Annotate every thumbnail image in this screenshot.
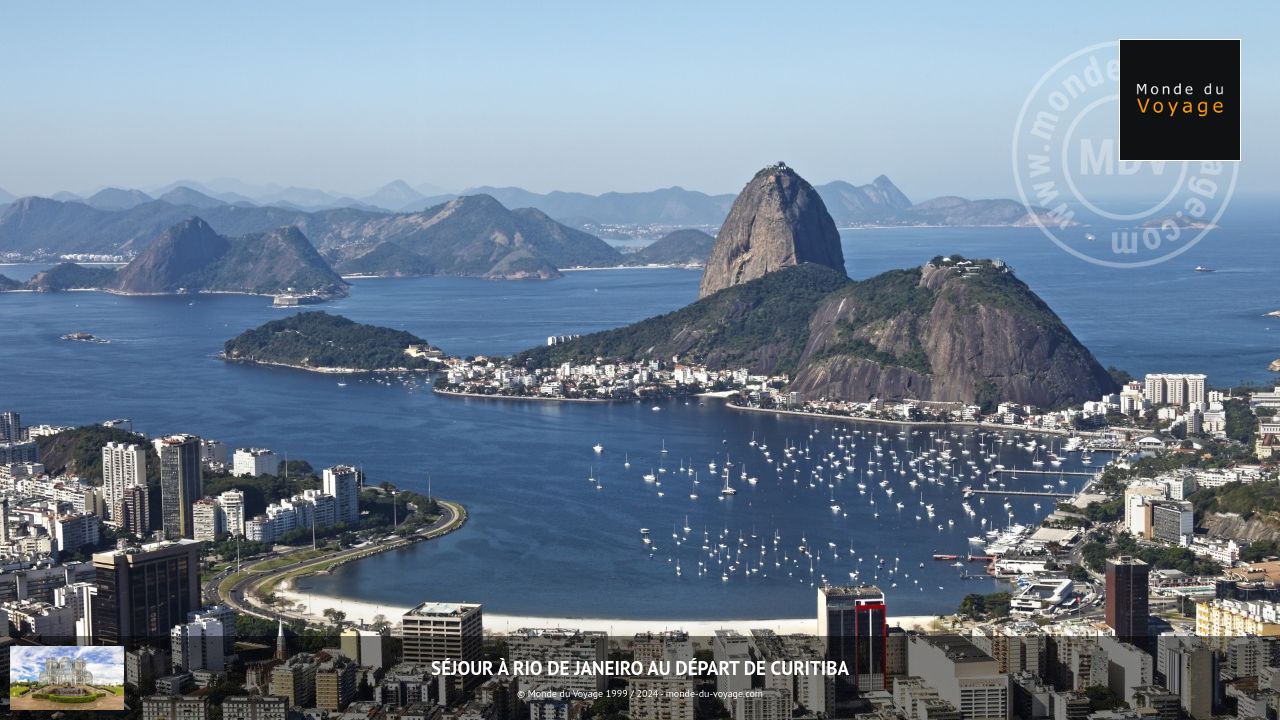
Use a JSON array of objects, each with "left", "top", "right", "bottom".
[{"left": 9, "top": 646, "right": 125, "bottom": 711}]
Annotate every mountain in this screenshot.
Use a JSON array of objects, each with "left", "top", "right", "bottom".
[
  {"left": 335, "top": 241, "right": 435, "bottom": 277},
  {"left": 362, "top": 180, "right": 426, "bottom": 212},
  {"left": 0, "top": 192, "right": 620, "bottom": 277},
  {"left": 317, "top": 194, "right": 622, "bottom": 279},
  {"left": 514, "top": 164, "right": 1115, "bottom": 409},
  {"left": 0, "top": 273, "right": 22, "bottom": 291},
  {"left": 158, "top": 187, "right": 228, "bottom": 209},
  {"left": 699, "top": 163, "right": 845, "bottom": 298},
  {"left": 24, "top": 262, "right": 119, "bottom": 291},
  {"left": 625, "top": 229, "right": 716, "bottom": 266},
  {"left": 84, "top": 187, "right": 154, "bottom": 211},
  {"left": 0, "top": 188, "right": 15, "bottom": 204},
  {"left": 813, "top": 176, "right": 912, "bottom": 223},
  {"left": 255, "top": 186, "right": 342, "bottom": 209},
  {"left": 786, "top": 258, "right": 1117, "bottom": 407},
  {"left": 813, "top": 176, "right": 1060, "bottom": 227},
  {"left": 112, "top": 218, "right": 346, "bottom": 295},
  {"left": 457, "top": 186, "right": 736, "bottom": 226}
]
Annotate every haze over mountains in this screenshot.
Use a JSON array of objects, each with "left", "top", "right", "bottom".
[{"left": 0, "top": 173, "right": 1057, "bottom": 257}]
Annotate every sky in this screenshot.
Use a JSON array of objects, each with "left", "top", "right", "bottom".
[
  {"left": 9, "top": 646, "right": 125, "bottom": 684},
  {"left": 1, "top": 1, "right": 1276, "bottom": 200}
]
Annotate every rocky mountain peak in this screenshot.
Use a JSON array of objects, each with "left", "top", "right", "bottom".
[{"left": 698, "top": 163, "right": 845, "bottom": 298}]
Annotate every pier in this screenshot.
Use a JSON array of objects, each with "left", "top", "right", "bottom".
[
  {"left": 966, "top": 488, "right": 1075, "bottom": 499},
  {"left": 993, "top": 468, "right": 1098, "bottom": 477}
]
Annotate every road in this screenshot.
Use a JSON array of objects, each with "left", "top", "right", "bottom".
[{"left": 209, "top": 499, "right": 466, "bottom": 623}]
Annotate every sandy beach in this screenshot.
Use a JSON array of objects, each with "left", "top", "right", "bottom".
[{"left": 276, "top": 587, "right": 942, "bottom": 635}]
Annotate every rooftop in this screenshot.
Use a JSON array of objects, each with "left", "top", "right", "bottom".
[
  {"left": 405, "top": 601, "right": 481, "bottom": 618},
  {"left": 915, "top": 634, "right": 995, "bottom": 664}
]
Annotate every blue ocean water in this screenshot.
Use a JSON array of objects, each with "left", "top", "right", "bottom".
[{"left": 0, "top": 203, "right": 1275, "bottom": 619}]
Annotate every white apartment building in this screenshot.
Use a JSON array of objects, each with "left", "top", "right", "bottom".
[
  {"left": 218, "top": 489, "right": 245, "bottom": 537},
  {"left": 232, "top": 448, "right": 277, "bottom": 477},
  {"left": 102, "top": 441, "right": 146, "bottom": 525},
  {"left": 1143, "top": 373, "right": 1207, "bottom": 408},
  {"left": 322, "top": 465, "right": 360, "bottom": 525}
]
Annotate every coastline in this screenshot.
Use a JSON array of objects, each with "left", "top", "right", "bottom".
[
  {"left": 725, "top": 401, "right": 1092, "bottom": 438},
  {"left": 274, "top": 588, "right": 942, "bottom": 635},
  {"left": 220, "top": 353, "right": 436, "bottom": 375},
  {"left": 432, "top": 387, "right": 616, "bottom": 403}
]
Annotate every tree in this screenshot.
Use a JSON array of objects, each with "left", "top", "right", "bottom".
[{"left": 322, "top": 608, "right": 347, "bottom": 627}]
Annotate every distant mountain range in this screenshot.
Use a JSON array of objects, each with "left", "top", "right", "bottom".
[
  {"left": 0, "top": 174, "right": 1056, "bottom": 232},
  {"left": 0, "top": 192, "right": 624, "bottom": 281}
]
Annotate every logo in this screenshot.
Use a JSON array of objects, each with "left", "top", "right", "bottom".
[{"left": 1012, "top": 41, "right": 1238, "bottom": 268}]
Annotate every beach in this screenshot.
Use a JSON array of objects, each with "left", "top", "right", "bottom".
[{"left": 276, "top": 587, "right": 942, "bottom": 635}]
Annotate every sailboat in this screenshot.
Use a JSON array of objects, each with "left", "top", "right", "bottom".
[
  {"left": 624, "top": 454, "right": 630, "bottom": 469},
  {"left": 593, "top": 443, "right": 603, "bottom": 454},
  {"left": 720, "top": 469, "right": 737, "bottom": 496}
]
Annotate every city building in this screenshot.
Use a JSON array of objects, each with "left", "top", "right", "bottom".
[
  {"left": 1143, "top": 373, "right": 1207, "bottom": 408},
  {"left": 269, "top": 652, "right": 320, "bottom": 708},
  {"left": 401, "top": 601, "right": 482, "bottom": 690},
  {"left": 727, "top": 687, "right": 791, "bottom": 720},
  {"left": 222, "top": 695, "right": 288, "bottom": 720},
  {"left": 323, "top": 465, "right": 360, "bottom": 525},
  {"left": 1105, "top": 557, "right": 1149, "bottom": 643},
  {"left": 341, "top": 625, "right": 393, "bottom": 670},
  {"left": 628, "top": 676, "right": 695, "bottom": 720},
  {"left": 218, "top": 489, "right": 246, "bottom": 537},
  {"left": 233, "top": 448, "right": 278, "bottom": 478},
  {"left": 192, "top": 498, "right": 223, "bottom": 542},
  {"left": 142, "top": 695, "right": 209, "bottom": 720},
  {"left": 172, "top": 616, "right": 226, "bottom": 672},
  {"left": 316, "top": 654, "right": 358, "bottom": 711},
  {"left": 156, "top": 435, "right": 202, "bottom": 539},
  {"left": 91, "top": 539, "right": 202, "bottom": 643},
  {"left": 507, "top": 627, "right": 608, "bottom": 694},
  {"left": 818, "top": 584, "right": 887, "bottom": 693},
  {"left": 0, "top": 410, "right": 21, "bottom": 442},
  {"left": 1151, "top": 501, "right": 1194, "bottom": 545},
  {"left": 102, "top": 441, "right": 146, "bottom": 525},
  {"left": 712, "top": 630, "right": 755, "bottom": 695},
  {"left": 907, "top": 634, "right": 1009, "bottom": 720},
  {"left": 120, "top": 485, "right": 152, "bottom": 537},
  {"left": 126, "top": 646, "right": 171, "bottom": 693}
]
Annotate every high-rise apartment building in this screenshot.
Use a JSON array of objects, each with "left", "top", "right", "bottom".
[
  {"left": 91, "top": 540, "right": 202, "bottom": 643},
  {"left": 102, "top": 441, "right": 146, "bottom": 525},
  {"left": 156, "top": 435, "right": 202, "bottom": 539}
]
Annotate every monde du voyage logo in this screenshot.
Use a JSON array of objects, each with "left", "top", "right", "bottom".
[{"left": 1013, "top": 40, "right": 1241, "bottom": 268}]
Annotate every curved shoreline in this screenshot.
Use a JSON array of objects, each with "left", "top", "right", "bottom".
[
  {"left": 432, "top": 387, "right": 615, "bottom": 403},
  {"left": 725, "top": 401, "right": 1096, "bottom": 438},
  {"left": 222, "top": 499, "right": 468, "bottom": 622},
  {"left": 219, "top": 353, "right": 436, "bottom": 375}
]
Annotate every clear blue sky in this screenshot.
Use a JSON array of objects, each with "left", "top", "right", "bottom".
[{"left": 1, "top": 1, "right": 1274, "bottom": 199}]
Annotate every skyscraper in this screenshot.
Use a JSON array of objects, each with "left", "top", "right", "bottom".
[
  {"left": 818, "top": 584, "right": 887, "bottom": 695},
  {"left": 322, "top": 465, "right": 359, "bottom": 525},
  {"left": 91, "top": 539, "right": 202, "bottom": 643},
  {"left": 0, "top": 410, "right": 21, "bottom": 442},
  {"left": 1106, "top": 556, "right": 1150, "bottom": 643},
  {"left": 156, "top": 435, "right": 202, "bottom": 539},
  {"left": 103, "top": 441, "right": 147, "bottom": 525}
]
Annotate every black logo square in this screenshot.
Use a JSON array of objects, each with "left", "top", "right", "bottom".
[{"left": 1120, "top": 39, "right": 1240, "bottom": 161}]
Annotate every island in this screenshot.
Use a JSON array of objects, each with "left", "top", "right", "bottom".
[
  {"left": 60, "top": 332, "right": 109, "bottom": 344},
  {"left": 221, "top": 311, "right": 442, "bottom": 373}
]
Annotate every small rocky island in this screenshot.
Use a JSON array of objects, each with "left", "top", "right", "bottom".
[
  {"left": 60, "top": 332, "right": 109, "bottom": 344},
  {"left": 222, "top": 311, "right": 442, "bottom": 373}
]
